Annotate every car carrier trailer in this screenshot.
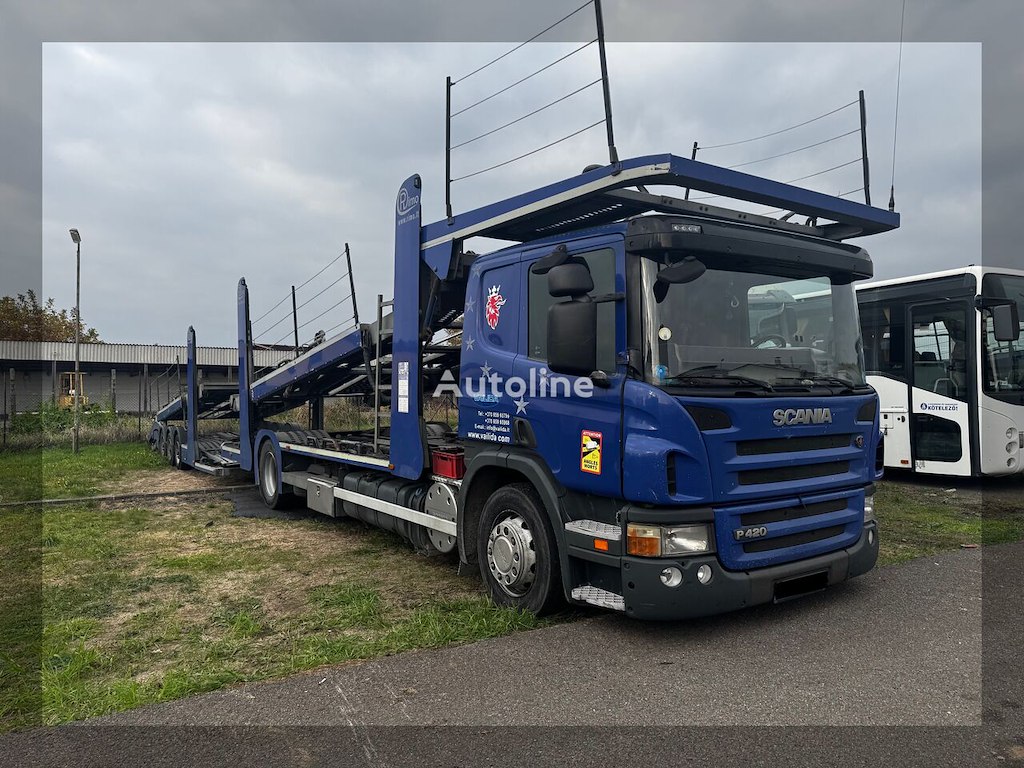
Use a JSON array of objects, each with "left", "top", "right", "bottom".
[{"left": 151, "top": 152, "right": 899, "bottom": 619}]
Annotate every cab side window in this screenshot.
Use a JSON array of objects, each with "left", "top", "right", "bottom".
[{"left": 527, "top": 248, "right": 616, "bottom": 372}]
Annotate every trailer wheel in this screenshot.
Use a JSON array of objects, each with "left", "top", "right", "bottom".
[
  {"left": 172, "top": 430, "right": 189, "bottom": 470},
  {"left": 478, "top": 483, "right": 562, "bottom": 615},
  {"left": 258, "top": 441, "right": 289, "bottom": 509}
]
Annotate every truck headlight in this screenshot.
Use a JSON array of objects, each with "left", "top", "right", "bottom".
[
  {"left": 627, "top": 522, "right": 715, "bottom": 557},
  {"left": 664, "top": 524, "right": 714, "bottom": 554},
  {"left": 864, "top": 494, "right": 877, "bottom": 524}
]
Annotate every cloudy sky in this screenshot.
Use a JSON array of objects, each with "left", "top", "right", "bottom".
[{"left": 37, "top": 37, "right": 980, "bottom": 347}]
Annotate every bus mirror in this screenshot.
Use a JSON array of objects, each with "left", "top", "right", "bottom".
[{"left": 992, "top": 302, "right": 1021, "bottom": 342}]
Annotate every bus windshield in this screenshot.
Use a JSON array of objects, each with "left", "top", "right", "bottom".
[
  {"left": 981, "top": 273, "right": 1024, "bottom": 397},
  {"left": 640, "top": 256, "right": 866, "bottom": 392}
]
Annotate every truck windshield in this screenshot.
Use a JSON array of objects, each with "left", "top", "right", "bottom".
[
  {"left": 640, "top": 256, "right": 866, "bottom": 392},
  {"left": 981, "top": 273, "right": 1024, "bottom": 397}
]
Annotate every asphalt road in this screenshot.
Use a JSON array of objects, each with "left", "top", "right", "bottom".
[{"left": 7, "top": 543, "right": 1021, "bottom": 766}]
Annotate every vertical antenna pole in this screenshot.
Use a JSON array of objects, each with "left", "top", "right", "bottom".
[
  {"left": 445, "top": 76, "right": 453, "bottom": 222},
  {"left": 859, "top": 89, "right": 871, "bottom": 206},
  {"left": 344, "top": 243, "right": 360, "bottom": 328},
  {"left": 594, "top": 0, "right": 619, "bottom": 166},
  {"left": 684, "top": 141, "right": 698, "bottom": 200},
  {"left": 291, "top": 285, "right": 299, "bottom": 355}
]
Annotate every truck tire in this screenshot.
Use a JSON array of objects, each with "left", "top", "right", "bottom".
[
  {"left": 478, "top": 482, "right": 563, "bottom": 615},
  {"left": 171, "top": 430, "right": 182, "bottom": 469},
  {"left": 257, "top": 440, "right": 289, "bottom": 510}
]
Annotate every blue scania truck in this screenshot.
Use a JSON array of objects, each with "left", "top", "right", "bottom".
[{"left": 152, "top": 153, "right": 898, "bottom": 619}]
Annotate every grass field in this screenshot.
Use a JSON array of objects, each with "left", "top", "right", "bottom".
[
  {"left": 875, "top": 479, "right": 1024, "bottom": 565},
  {"left": 1, "top": 442, "right": 1021, "bottom": 730},
  {"left": 0, "top": 443, "right": 167, "bottom": 504},
  {"left": 1, "top": 500, "right": 546, "bottom": 729}
]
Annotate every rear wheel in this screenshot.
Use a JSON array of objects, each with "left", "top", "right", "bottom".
[
  {"left": 478, "top": 483, "right": 563, "bottom": 615},
  {"left": 258, "top": 441, "right": 289, "bottom": 509},
  {"left": 171, "top": 430, "right": 182, "bottom": 469}
]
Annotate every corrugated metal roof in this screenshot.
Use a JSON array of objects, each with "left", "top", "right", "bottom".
[{"left": 0, "top": 340, "right": 291, "bottom": 368}]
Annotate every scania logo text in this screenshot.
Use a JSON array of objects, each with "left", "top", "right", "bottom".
[
  {"left": 734, "top": 526, "right": 768, "bottom": 541},
  {"left": 772, "top": 407, "right": 832, "bottom": 426}
]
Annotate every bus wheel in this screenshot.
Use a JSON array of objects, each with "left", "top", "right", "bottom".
[
  {"left": 258, "top": 441, "right": 288, "bottom": 510},
  {"left": 478, "top": 483, "right": 562, "bottom": 615}
]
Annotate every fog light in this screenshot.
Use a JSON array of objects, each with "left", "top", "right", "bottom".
[
  {"left": 1007, "top": 427, "right": 1017, "bottom": 441},
  {"left": 868, "top": 528, "right": 875, "bottom": 546},
  {"left": 1008, "top": 442, "right": 1018, "bottom": 454},
  {"left": 696, "top": 564, "right": 713, "bottom": 584},
  {"left": 660, "top": 566, "right": 683, "bottom": 588}
]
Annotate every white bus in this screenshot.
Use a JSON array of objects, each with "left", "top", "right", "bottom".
[{"left": 857, "top": 266, "right": 1023, "bottom": 477}]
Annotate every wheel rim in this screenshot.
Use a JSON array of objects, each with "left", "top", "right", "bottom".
[
  {"left": 486, "top": 512, "right": 537, "bottom": 597},
  {"left": 261, "top": 450, "right": 277, "bottom": 498},
  {"left": 173, "top": 437, "right": 180, "bottom": 466}
]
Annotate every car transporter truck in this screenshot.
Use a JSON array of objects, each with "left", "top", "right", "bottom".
[{"left": 150, "top": 152, "right": 899, "bottom": 619}]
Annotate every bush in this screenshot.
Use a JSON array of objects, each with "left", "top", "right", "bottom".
[{"left": 3, "top": 403, "right": 143, "bottom": 450}]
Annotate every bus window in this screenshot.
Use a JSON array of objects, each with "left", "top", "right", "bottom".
[
  {"left": 910, "top": 309, "right": 968, "bottom": 401},
  {"left": 860, "top": 301, "right": 907, "bottom": 379}
]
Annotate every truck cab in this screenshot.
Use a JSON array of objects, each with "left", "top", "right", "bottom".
[{"left": 457, "top": 207, "right": 885, "bottom": 618}]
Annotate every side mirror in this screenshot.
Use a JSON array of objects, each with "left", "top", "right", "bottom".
[
  {"left": 654, "top": 257, "right": 706, "bottom": 303},
  {"left": 993, "top": 302, "right": 1021, "bottom": 342},
  {"left": 548, "top": 301, "right": 597, "bottom": 376},
  {"left": 531, "top": 244, "right": 570, "bottom": 275},
  {"left": 547, "top": 262, "right": 594, "bottom": 298}
]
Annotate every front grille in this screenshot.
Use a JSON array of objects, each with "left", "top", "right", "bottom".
[
  {"left": 738, "top": 461, "right": 849, "bottom": 485},
  {"left": 715, "top": 490, "right": 862, "bottom": 570},
  {"left": 736, "top": 433, "right": 852, "bottom": 456},
  {"left": 742, "top": 525, "right": 845, "bottom": 553},
  {"left": 739, "top": 498, "right": 846, "bottom": 526}
]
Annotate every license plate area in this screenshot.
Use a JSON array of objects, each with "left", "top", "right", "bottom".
[{"left": 773, "top": 570, "right": 828, "bottom": 603}]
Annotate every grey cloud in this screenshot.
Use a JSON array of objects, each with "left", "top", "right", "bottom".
[{"left": 5, "top": 1, "right": 1021, "bottom": 345}]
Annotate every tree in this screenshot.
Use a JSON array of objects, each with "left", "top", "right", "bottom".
[{"left": 0, "top": 290, "right": 101, "bottom": 342}]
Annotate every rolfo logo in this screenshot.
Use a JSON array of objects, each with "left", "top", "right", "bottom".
[
  {"left": 396, "top": 188, "right": 420, "bottom": 216},
  {"left": 433, "top": 364, "right": 594, "bottom": 406}
]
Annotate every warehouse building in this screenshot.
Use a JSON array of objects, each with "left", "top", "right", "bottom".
[{"left": 0, "top": 340, "right": 290, "bottom": 417}]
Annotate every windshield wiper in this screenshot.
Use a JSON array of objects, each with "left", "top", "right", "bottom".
[
  {"left": 773, "top": 374, "right": 858, "bottom": 393},
  {"left": 663, "top": 369, "right": 774, "bottom": 392}
]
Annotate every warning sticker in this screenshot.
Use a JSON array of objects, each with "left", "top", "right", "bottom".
[{"left": 580, "top": 430, "right": 602, "bottom": 475}]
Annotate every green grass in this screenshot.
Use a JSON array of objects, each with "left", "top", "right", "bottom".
[
  {"left": 875, "top": 481, "right": 1024, "bottom": 565},
  {"left": 0, "top": 443, "right": 167, "bottom": 503},
  {"left": 0, "top": 501, "right": 548, "bottom": 729}
]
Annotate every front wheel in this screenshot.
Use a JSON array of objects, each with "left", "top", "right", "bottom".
[{"left": 477, "top": 483, "right": 563, "bottom": 615}]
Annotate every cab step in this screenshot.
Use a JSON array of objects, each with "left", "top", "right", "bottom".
[{"left": 570, "top": 585, "right": 625, "bottom": 612}]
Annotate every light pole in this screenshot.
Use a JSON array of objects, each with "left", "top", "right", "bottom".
[{"left": 69, "top": 228, "right": 81, "bottom": 454}]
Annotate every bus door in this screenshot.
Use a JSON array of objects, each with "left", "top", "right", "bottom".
[{"left": 908, "top": 301, "right": 973, "bottom": 475}]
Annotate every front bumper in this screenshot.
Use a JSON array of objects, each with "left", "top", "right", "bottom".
[{"left": 620, "top": 522, "right": 879, "bottom": 620}]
